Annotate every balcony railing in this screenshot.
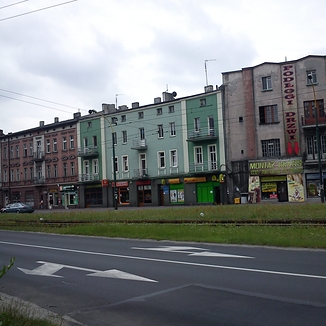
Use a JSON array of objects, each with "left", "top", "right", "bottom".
[
  {"left": 77, "top": 146, "right": 99, "bottom": 157},
  {"left": 187, "top": 126, "right": 218, "bottom": 141},
  {"left": 34, "top": 177, "right": 45, "bottom": 185},
  {"left": 301, "top": 115, "right": 326, "bottom": 127},
  {"left": 78, "top": 174, "right": 100, "bottom": 182},
  {"left": 131, "top": 139, "right": 147, "bottom": 150},
  {"left": 133, "top": 168, "right": 148, "bottom": 178},
  {"left": 33, "top": 151, "right": 45, "bottom": 161},
  {"left": 189, "top": 161, "right": 219, "bottom": 173}
]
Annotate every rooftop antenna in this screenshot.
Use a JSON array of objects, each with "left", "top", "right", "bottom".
[
  {"left": 115, "top": 93, "right": 123, "bottom": 109},
  {"left": 205, "top": 59, "right": 216, "bottom": 86}
]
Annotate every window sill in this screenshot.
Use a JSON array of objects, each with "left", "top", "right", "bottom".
[{"left": 262, "top": 89, "right": 273, "bottom": 92}]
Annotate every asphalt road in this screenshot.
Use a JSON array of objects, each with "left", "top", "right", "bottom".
[{"left": 0, "top": 230, "right": 326, "bottom": 326}]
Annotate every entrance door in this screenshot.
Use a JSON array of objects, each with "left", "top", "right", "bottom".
[{"left": 277, "top": 182, "right": 288, "bottom": 202}]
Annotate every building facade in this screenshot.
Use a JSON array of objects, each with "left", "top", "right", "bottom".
[
  {"left": 77, "top": 88, "right": 227, "bottom": 207},
  {"left": 0, "top": 114, "right": 81, "bottom": 209},
  {"left": 222, "top": 55, "right": 326, "bottom": 203}
]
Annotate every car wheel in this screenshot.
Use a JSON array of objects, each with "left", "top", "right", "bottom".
[{"left": 16, "top": 210, "right": 20, "bottom": 213}]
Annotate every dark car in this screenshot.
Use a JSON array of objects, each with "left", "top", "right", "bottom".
[{"left": 1, "top": 203, "right": 34, "bottom": 214}]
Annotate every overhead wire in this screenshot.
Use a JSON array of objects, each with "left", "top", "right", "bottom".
[
  {"left": 0, "top": 0, "right": 28, "bottom": 10},
  {"left": 0, "top": 0, "right": 78, "bottom": 22}
]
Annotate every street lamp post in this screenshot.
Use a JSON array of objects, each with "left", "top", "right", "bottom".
[
  {"left": 308, "top": 74, "right": 324, "bottom": 203},
  {"left": 89, "top": 110, "right": 118, "bottom": 210}
]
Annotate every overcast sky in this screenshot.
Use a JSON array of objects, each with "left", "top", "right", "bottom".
[{"left": 1, "top": 0, "right": 325, "bottom": 134}]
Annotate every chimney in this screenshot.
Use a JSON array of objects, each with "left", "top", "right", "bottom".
[
  {"left": 132, "top": 102, "right": 139, "bottom": 109},
  {"left": 204, "top": 85, "right": 214, "bottom": 93},
  {"left": 154, "top": 97, "right": 161, "bottom": 104},
  {"left": 108, "top": 104, "right": 116, "bottom": 113},
  {"left": 39, "top": 121, "right": 44, "bottom": 127},
  {"left": 118, "top": 105, "right": 128, "bottom": 111},
  {"left": 73, "top": 112, "right": 81, "bottom": 119},
  {"left": 54, "top": 117, "right": 59, "bottom": 123},
  {"left": 102, "top": 103, "right": 108, "bottom": 113}
]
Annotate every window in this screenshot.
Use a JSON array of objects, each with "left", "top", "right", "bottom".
[
  {"left": 16, "top": 169, "right": 20, "bottom": 181},
  {"left": 122, "top": 130, "right": 127, "bottom": 144},
  {"left": 70, "top": 135, "right": 75, "bottom": 149},
  {"left": 83, "top": 137, "right": 88, "bottom": 148},
  {"left": 262, "top": 139, "right": 281, "bottom": 157},
  {"left": 93, "top": 159, "right": 99, "bottom": 174},
  {"left": 29, "top": 167, "right": 33, "bottom": 180},
  {"left": 112, "top": 132, "right": 117, "bottom": 145},
  {"left": 46, "top": 140, "right": 50, "bottom": 153},
  {"left": 158, "top": 151, "right": 165, "bottom": 168},
  {"left": 200, "top": 98, "right": 206, "bottom": 106},
  {"left": 208, "top": 145, "right": 217, "bottom": 170},
  {"left": 304, "top": 100, "right": 325, "bottom": 121},
  {"left": 3, "top": 147, "right": 7, "bottom": 160},
  {"left": 3, "top": 170, "right": 7, "bottom": 182},
  {"left": 259, "top": 105, "right": 278, "bottom": 124},
  {"left": 93, "top": 135, "right": 97, "bottom": 147},
  {"left": 306, "top": 135, "right": 326, "bottom": 160},
  {"left": 63, "top": 163, "right": 67, "bottom": 177},
  {"left": 170, "top": 149, "right": 178, "bottom": 167},
  {"left": 23, "top": 144, "right": 28, "bottom": 157},
  {"left": 122, "top": 155, "right": 129, "bottom": 172},
  {"left": 138, "top": 111, "right": 144, "bottom": 119},
  {"left": 62, "top": 137, "right": 67, "bottom": 151},
  {"left": 158, "top": 124, "right": 164, "bottom": 138},
  {"left": 84, "top": 161, "right": 89, "bottom": 176},
  {"left": 208, "top": 116, "right": 215, "bottom": 135},
  {"left": 194, "top": 118, "right": 200, "bottom": 132},
  {"left": 139, "top": 127, "right": 145, "bottom": 140},
  {"left": 53, "top": 138, "right": 57, "bottom": 152},
  {"left": 307, "top": 70, "right": 317, "bottom": 84},
  {"left": 47, "top": 165, "right": 51, "bottom": 178},
  {"left": 10, "top": 146, "right": 13, "bottom": 159},
  {"left": 70, "top": 162, "right": 75, "bottom": 176},
  {"left": 87, "top": 121, "right": 92, "bottom": 128},
  {"left": 194, "top": 146, "right": 203, "bottom": 164},
  {"left": 24, "top": 168, "right": 27, "bottom": 180},
  {"left": 29, "top": 143, "right": 33, "bottom": 156},
  {"left": 54, "top": 164, "right": 58, "bottom": 178},
  {"left": 262, "top": 76, "right": 272, "bottom": 90},
  {"left": 140, "top": 153, "right": 147, "bottom": 175},
  {"left": 169, "top": 105, "right": 175, "bottom": 113},
  {"left": 15, "top": 145, "right": 19, "bottom": 158},
  {"left": 121, "top": 115, "right": 126, "bottom": 122},
  {"left": 157, "top": 108, "right": 162, "bottom": 115},
  {"left": 170, "top": 122, "right": 176, "bottom": 136}
]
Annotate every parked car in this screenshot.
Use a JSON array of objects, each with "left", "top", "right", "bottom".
[{"left": 1, "top": 203, "right": 34, "bottom": 214}]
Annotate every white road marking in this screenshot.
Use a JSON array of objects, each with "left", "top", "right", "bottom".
[
  {"left": 132, "top": 245, "right": 254, "bottom": 258},
  {"left": 1, "top": 240, "right": 326, "bottom": 280},
  {"left": 18, "top": 261, "right": 157, "bottom": 282}
]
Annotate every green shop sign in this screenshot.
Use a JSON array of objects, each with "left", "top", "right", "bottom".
[{"left": 249, "top": 158, "right": 303, "bottom": 176}]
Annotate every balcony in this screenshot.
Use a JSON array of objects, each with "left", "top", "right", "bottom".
[
  {"left": 77, "top": 146, "right": 99, "bottom": 157},
  {"left": 131, "top": 139, "right": 147, "bottom": 150},
  {"left": 187, "top": 127, "right": 218, "bottom": 142},
  {"left": 34, "top": 177, "right": 45, "bottom": 185},
  {"left": 301, "top": 116, "right": 326, "bottom": 128},
  {"left": 189, "top": 161, "right": 219, "bottom": 173},
  {"left": 32, "top": 151, "right": 45, "bottom": 162},
  {"left": 133, "top": 168, "right": 148, "bottom": 178},
  {"left": 78, "top": 174, "right": 100, "bottom": 183}
]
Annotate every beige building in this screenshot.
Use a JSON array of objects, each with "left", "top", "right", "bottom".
[{"left": 222, "top": 55, "right": 326, "bottom": 203}]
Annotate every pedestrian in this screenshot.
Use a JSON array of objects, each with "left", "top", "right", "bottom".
[
  {"left": 49, "top": 198, "right": 53, "bottom": 209},
  {"left": 39, "top": 200, "right": 44, "bottom": 210}
]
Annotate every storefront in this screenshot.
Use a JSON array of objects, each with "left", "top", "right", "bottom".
[
  {"left": 249, "top": 158, "right": 304, "bottom": 203},
  {"left": 84, "top": 184, "right": 102, "bottom": 207},
  {"left": 136, "top": 180, "right": 151, "bottom": 206},
  {"left": 112, "top": 181, "right": 130, "bottom": 205},
  {"left": 169, "top": 179, "right": 184, "bottom": 205},
  {"left": 305, "top": 173, "right": 326, "bottom": 199},
  {"left": 61, "top": 184, "right": 79, "bottom": 208}
]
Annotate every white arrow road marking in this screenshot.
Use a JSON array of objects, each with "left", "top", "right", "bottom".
[
  {"left": 18, "top": 261, "right": 157, "bottom": 282},
  {"left": 18, "top": 262, "right": 64, "bottom": 278},
  {"left": 132, "top": 246, "right": 254, "bottom": 259}
]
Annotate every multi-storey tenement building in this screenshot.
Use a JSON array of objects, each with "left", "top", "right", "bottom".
[
  {"left": 0, "top": 113, "right": 81, "bottom": 209},
  {"left": 222, "top": 55, "right": 326, "bottom": 203},
  {"left": 77, "top": 87, "right": 227, "bottom": 207}
]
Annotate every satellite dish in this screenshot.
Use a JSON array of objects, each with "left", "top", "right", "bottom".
[{"left": 172, "top": 91, "right": 177, "bottom": 97}]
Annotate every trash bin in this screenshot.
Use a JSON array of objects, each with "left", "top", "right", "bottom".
[{"left": 241, "top": 193, "right": 249, "bottom": 204}]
